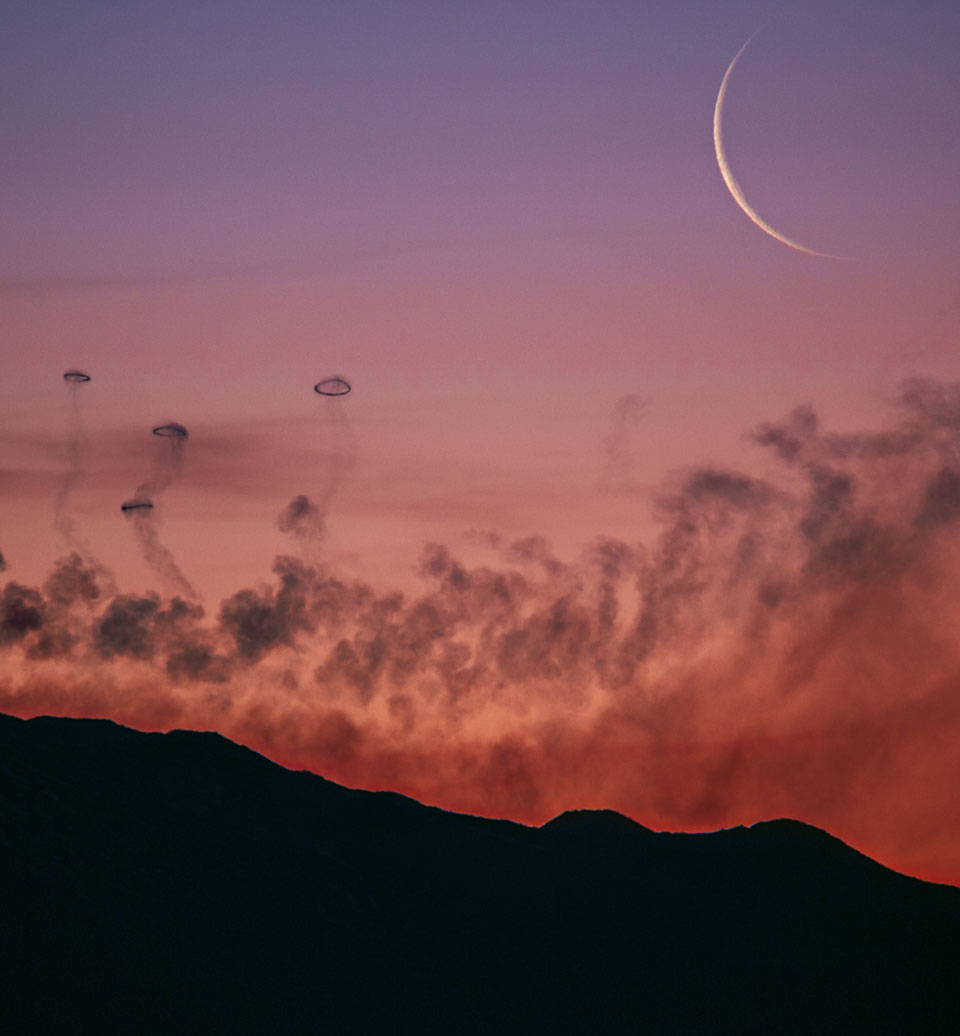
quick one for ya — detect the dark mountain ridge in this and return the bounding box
[1,712,958,1034]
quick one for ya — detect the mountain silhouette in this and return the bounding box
[1,712,958,1034]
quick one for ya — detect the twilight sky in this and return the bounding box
[3,0,960,883]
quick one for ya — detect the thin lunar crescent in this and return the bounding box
[714,37,847,260]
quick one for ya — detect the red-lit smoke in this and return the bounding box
[4,379,960,883]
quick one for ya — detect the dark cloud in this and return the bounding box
[95,595,162,660]
[43,554,104,610]
[165,642,231,684]
[0,583,45,646]
[752,404,819,463]
[219,557,366,662]
[915,466,960,528]
[898,377,960,429]
[94,593,205,662]
[277,494,325,542]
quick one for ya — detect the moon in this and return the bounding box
[714,36,847,260]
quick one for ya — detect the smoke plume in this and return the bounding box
[52,371,115,596]
[601,394,649,490]
[278,378,356,554]
[53,372,90,552]
[6,379,960,883]
[123,422,196,600]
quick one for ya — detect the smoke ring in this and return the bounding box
[152,423,189,438]
[314,377,352,397]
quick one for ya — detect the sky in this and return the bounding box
[3,0,960,883]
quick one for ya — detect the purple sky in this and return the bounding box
[4,0,960,597]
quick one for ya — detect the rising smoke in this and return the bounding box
[600,393,649,491]
[53,369,94,554]
[6,379,960,882]
[123,421,196,600]
[277,377,356,552]
[52,370,115,596]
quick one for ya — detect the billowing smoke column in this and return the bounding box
[11,378,960,883]
[277,377,356,549]
[122,422,196,600]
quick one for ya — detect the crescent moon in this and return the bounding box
[714,36,848,260]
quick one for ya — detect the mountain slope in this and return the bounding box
[1,712,958,1034]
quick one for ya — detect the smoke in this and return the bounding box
[6,379,960,882]
[312,379,355,509]
[312,381,356,523]
[53,372,99,555]
[123,422,196,600]
[136,423,190,500]
[277,494,325,543]
[51,372,115,597]
[0,582,45,646]
[53,372,89,551]
[601,394,649,490]
[277,379,356,555]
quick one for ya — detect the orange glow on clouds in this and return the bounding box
[4,380,960,884]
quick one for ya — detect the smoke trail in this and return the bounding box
[53,370,92,553]
[136,423,190,499]
[278,378,356,552]
[601,394,649,491]
[311,376,356,521]
[123,422,196,600]
[52,370,116,595]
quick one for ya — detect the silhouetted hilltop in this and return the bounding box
[1,712,958,1035]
